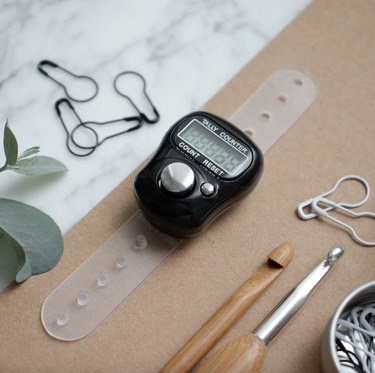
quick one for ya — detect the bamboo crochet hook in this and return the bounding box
[195,245,345,373]
[160,241,295,373]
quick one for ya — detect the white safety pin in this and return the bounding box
[297,175,371,220]
[311,197,375,246]
[297,175,375,246]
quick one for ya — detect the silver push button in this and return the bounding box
[201,182,215,197]
[160,162,195,194]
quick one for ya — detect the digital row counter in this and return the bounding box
[134,112,263,237]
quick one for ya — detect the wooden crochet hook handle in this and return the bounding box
[195,335,265,373]
[159,242,295,373]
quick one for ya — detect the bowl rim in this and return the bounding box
[328,279,375,369]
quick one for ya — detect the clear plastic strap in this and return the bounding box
[41,69,317,341]
[230,69,317,154]
[41,211,180,341]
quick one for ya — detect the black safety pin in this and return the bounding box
[113,71,160,124]
[38,60,99,103]
[70,116,143,149]
[55,98,98,157]
[55,98,144,157]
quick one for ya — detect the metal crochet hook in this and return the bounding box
[196,245,345,373]
[253,244,345,345]
[38,60,99,103]
[297,175,375,246]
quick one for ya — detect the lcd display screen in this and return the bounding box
[178,119,248,175]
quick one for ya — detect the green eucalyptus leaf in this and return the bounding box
[0,234,18,293]
[18,146,40,160]
[0,198,64,283]
[0,233,25,292]
[9,156,67,176]
[0,244,17,293]
[16,259,32,283]
[3,121,18,167]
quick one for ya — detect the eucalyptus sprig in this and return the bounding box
[1,120,67,175]
[0,120,67,293]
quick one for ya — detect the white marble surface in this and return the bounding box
[0,0,311,234]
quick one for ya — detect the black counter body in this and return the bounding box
[133,111,263,238]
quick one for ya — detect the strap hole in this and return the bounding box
[278,94,287,103]
[261,112,271,121]
[244,128,255,137]
[293,79,303,86]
